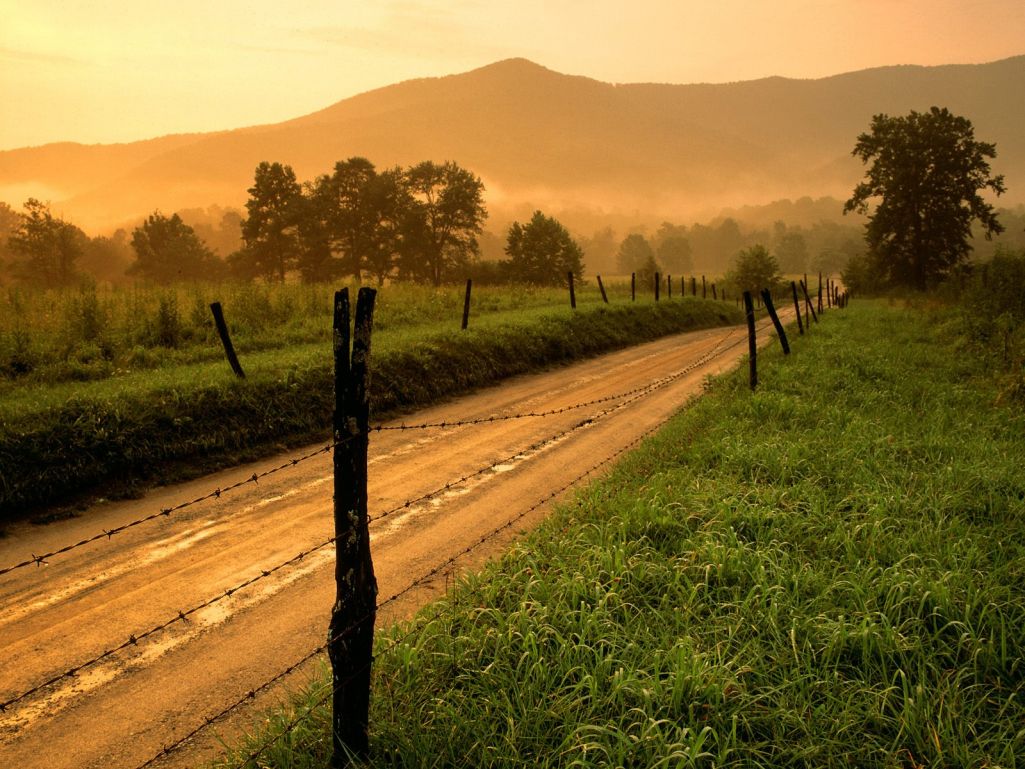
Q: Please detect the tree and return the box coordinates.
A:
[8,198,86,286]
[844,107,1005,290]
[504,210,584,285]
[653,222,693,274]
[129,212,220,284]
[727,244,783,297]
[397,161,486,286]
[616,233,656,276]
[318,158,406,284]
[239,162,304,282]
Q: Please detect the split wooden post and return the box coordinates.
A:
[596,274,609,304]
[790,281,805,335]
[743,290,757,390]
[568,271,576,309]
[631,272,636,301]
[760,288,790,355]
[799,279,819,324]
[655,272,660,301]
[329,287,378,768]
[461,278,472,330]
[209,301,245,378]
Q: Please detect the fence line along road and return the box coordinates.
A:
[0,298,818,769]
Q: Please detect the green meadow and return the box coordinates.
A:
[215,300,1024,768]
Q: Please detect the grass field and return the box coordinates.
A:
[0,280,741,519]
[213,300,1025,768]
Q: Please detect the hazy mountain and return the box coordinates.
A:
[1,56,1022,232]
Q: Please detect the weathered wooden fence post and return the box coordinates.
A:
[568,271,576,309]
[667,274,672,299]
[712,283,718,300]
[631,272,636,302]
[790,281,805,335]
[818,272,824,314]
[743,290,757,390]
[760,288,790,355]
[596,274,609,304]
[461,278,472,330]
[329,287,378,768]
[800,279,819,324]
[702,275,706,299]
[655,272,660,302]
[209,301,245,378]
[691,276,697,296]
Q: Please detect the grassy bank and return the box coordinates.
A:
[217,300,1025,767]
[0,296,739,519]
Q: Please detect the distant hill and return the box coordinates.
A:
[1,55,1022,232]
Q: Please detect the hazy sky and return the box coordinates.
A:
[1,0,1023,151]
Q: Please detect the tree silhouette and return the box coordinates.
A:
[8,198,86,286]
[844,107,1005,289]
[504,211,584,285]
[239,162,304,282]
[129,212,220,284]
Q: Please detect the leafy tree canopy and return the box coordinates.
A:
[239,161,304,282]
[398,161,486,286]
[844,106,1005,290]
[129,212,220,284]
[616,233,656,276]
[8,198,86,287]
[727,244,783,297]
[504,210,584,285]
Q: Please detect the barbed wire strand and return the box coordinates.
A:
[135,415,663,769]
[0,438,355,578]
[0,315,785,714]
[0,321,755,579]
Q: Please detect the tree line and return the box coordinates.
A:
[1,106,1019,293]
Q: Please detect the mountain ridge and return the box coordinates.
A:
[1,55,1022,231]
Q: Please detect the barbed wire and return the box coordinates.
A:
[0,316,782,716]
[0,321,756,580]
[0,439,354,579]
[134,410,666,769]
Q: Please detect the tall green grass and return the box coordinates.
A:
[0,280,637,387]
[214,300,1025,768]
[0,295,739,519]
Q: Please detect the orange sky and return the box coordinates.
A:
[1,0,1023,151]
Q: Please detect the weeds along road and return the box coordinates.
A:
[0,311,791,769]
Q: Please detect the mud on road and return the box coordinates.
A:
[0,313,790,769]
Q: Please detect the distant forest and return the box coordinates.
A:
[1,172,1023,288]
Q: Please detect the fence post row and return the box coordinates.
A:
[790,281,805,335]
[743,290,757,390]
[760,288,790,355]
[596,274,609,304]
[568,271,576,309]
[209,301,246,379]
[329,287,379,768]
[461,279,472,330]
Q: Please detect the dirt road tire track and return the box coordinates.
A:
[0,312,792,769]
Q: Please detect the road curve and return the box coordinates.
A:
[0,311,792,769]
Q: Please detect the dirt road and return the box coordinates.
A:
[0,313,790,769]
